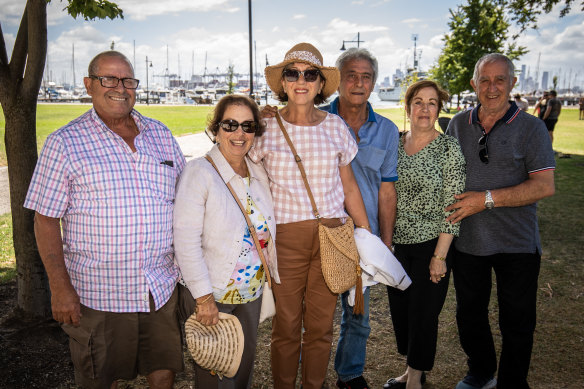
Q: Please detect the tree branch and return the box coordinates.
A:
[0,22,9,66]
[9,1,29,84]
[22,0,47,101]
[0,21,10,102]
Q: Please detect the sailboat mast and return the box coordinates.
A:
[71,43,75,88]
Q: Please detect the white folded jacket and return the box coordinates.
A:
[347,228,412,306]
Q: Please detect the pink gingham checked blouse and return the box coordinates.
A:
[248,112,357,224]
[24,108,185,312]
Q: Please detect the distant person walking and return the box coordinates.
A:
[533,91,548,119]
[514,94,529,111]
[542,90,562,145]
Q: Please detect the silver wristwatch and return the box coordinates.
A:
[485,190,495,209]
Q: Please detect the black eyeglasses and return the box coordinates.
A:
[478,130,489,164]
[89,75,140,89]
[218,119,258,134]
[282,68,320,82]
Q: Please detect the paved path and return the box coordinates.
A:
[0,133,214,215]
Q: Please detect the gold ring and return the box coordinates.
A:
[441,274,445,278]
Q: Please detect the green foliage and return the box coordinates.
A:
[496,0,584,32]
[56,0,124,21]
[429,0,526,98]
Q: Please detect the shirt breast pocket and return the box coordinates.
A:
[142,158,178,203]
[357,146,385,172]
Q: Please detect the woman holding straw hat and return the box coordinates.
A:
[248,42,369,389]
[174,94,280,388]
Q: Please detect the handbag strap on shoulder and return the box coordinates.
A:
[204,155,272,288]
[275,112,321,220]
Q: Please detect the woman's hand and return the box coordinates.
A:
[260,104,278,119]
[195,293,219,326]
[429,256,447,284]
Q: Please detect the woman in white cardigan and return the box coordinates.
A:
[173,95,280,389]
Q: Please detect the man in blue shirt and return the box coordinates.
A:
[323,48,399,389]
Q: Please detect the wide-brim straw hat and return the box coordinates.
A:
[265,42,340,100]
[184,312,244,379]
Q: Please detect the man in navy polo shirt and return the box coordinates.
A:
[323,48,399,389]
[446,53,555,389]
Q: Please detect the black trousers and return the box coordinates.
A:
[386,238,451,371]
[453,249,541,389]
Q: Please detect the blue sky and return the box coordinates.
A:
[2,0,583,90]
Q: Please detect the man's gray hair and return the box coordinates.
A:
[472,53,515,86]
[336,48,379,84]
[88,51,134,76]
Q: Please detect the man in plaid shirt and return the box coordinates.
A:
[25,51,185,389]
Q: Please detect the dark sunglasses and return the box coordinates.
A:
[218,119,258,134]
[282,68,320,82]
[478,130,489,164]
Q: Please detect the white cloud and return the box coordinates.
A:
[0,0,26,26]
[293,14,306,20]
[402,18,422,24]
[114,0,238,20]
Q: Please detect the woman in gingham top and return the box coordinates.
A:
[249,42,369,389]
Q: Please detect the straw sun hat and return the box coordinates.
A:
[184,312,244,379]
[264,42,340,100]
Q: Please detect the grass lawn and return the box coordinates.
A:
[0,102,583,388]
[0,103,212,165]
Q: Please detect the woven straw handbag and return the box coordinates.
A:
[184,312,244,379]
[275,113,363,313]
[318,216,360,293]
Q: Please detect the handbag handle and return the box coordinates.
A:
[275,112,321,220]
[204,155,272,288]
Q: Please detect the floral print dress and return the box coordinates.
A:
[213,177,270,304]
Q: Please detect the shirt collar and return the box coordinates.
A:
[330,97,377,123]
[469,101,521,125]
[90,108,147,133]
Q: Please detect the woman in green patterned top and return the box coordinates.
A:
[384,80,466,389]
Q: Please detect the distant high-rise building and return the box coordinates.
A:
[542,71,549,91]
[520,64,527,92]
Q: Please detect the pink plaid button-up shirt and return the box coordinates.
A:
[25,109,185,312]
[249,112,357,224]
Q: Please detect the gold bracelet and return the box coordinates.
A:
[356,225,371,231]
[197,294,213,305]
[432,254,446,261]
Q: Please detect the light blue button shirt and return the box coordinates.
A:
[322,98,399,236]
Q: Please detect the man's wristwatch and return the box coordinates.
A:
[485,190,495,209]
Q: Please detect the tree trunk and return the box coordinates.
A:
[0,0,51,318]
[4,100,50,318]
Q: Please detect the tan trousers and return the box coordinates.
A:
[271,219,340,389]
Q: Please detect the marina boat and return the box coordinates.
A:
[186,87,213,104]
[378,86,402,102]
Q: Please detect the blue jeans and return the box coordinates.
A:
[334,286,371,381]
